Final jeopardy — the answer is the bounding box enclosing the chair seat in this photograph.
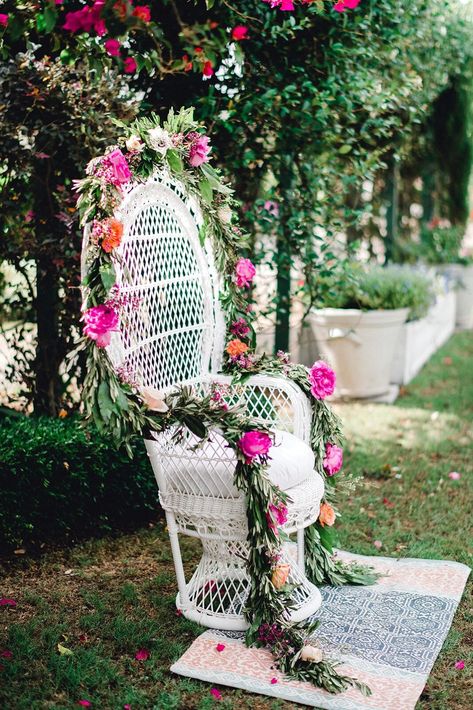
[150,429,316,498]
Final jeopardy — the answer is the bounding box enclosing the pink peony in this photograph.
[238,430,272,463]
[123,57,138,74]
[234,258,256,288]
[232,26,248,41]
[0,13,8,26]
[82,305,119,348]
[188,134,211,167]
[104,38,121,57]
[104,149,131,185]
[309,360,336,399]
[323,443,343,476]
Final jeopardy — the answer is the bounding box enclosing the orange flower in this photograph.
[271,563,290,590]
[102,218,124,253]
[226,339,249,358]
[318,502,336,527]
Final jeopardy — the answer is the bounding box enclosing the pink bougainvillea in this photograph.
[123,57,138,74]
[232,26,248,41]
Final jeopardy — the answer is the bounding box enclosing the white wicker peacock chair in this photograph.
[82,169,325,631]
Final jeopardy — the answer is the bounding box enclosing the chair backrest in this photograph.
[84,170,225,392]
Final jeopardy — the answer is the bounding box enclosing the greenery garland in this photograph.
[76,107,374,695]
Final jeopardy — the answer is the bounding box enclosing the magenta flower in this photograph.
[323,443,343,476]
[215,643,225,652]
[270,677,278,684]
[231,26,248,41]
[188,133,211,167]
[266,501,288,533]
[238,431,272,463]
[82,305,119,348]
[234,258,256,288]
[230,318,250,338]
[134,648,150,661]
[104,149,132,185]
[455,660,465,670]
[123,57,138,74]
[0,14,9,27]
[210,688,222,700]
[77,701,92,708]
[334,0,361,12]
[309,360,336,399]
[104,39,121,57]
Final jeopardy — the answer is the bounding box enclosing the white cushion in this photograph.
[153,429,315,498]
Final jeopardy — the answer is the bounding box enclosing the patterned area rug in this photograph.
[171,551,470,709]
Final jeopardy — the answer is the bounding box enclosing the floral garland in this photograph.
[76,107,373,695]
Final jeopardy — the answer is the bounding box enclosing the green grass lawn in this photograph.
[1,333,472,710]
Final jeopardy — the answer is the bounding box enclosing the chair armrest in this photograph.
[203,373,312,444]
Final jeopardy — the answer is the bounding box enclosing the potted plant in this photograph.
[309,264,433,399]
[417,222,473,329]
[390,269,456,385]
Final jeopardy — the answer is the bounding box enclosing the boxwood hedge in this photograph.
[0,414,158,554]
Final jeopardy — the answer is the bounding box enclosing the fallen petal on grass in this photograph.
[455,660,465,670]
[448,472,461,480]
[0,598,17,607]
[373,540,383,550]
[77,701,92,708]
[0,650,13,659]
[134,649,150,661]
[210,687,222,700]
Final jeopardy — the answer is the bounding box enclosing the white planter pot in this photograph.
[391,291,456,385]
[439,264,473,329]
[309,308,409,399]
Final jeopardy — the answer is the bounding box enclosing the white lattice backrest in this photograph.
[101,171,225,392]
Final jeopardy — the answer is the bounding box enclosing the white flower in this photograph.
[126,135,144,153]
[217,205,233,224]
[140,387,168,413]
[148,127,173,155]
[300,645,324,663]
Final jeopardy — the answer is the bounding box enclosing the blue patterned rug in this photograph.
[171,551,470,709]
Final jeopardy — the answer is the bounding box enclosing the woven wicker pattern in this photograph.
[82,170,324,631]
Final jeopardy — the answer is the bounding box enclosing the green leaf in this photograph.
[166,149,183,173]
[99,264,116,292]
[57,643,73,656]
[97,381,116,423]
[43,6,58,33]
[339,144,352,154]
[199,178,213,204]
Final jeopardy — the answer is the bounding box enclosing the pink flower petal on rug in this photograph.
[134,648,150,661]
[215,643,225,652]
[210,687,222,699]
[448,472,461,480]
[0,598,17,607]
[270,677,278,684]
[455,660,465,669]
[373,540,383,550]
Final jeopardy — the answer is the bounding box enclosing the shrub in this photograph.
[317,263,435,321]
[0,415,158,554]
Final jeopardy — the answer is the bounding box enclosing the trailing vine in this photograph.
[76,107,374,695]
